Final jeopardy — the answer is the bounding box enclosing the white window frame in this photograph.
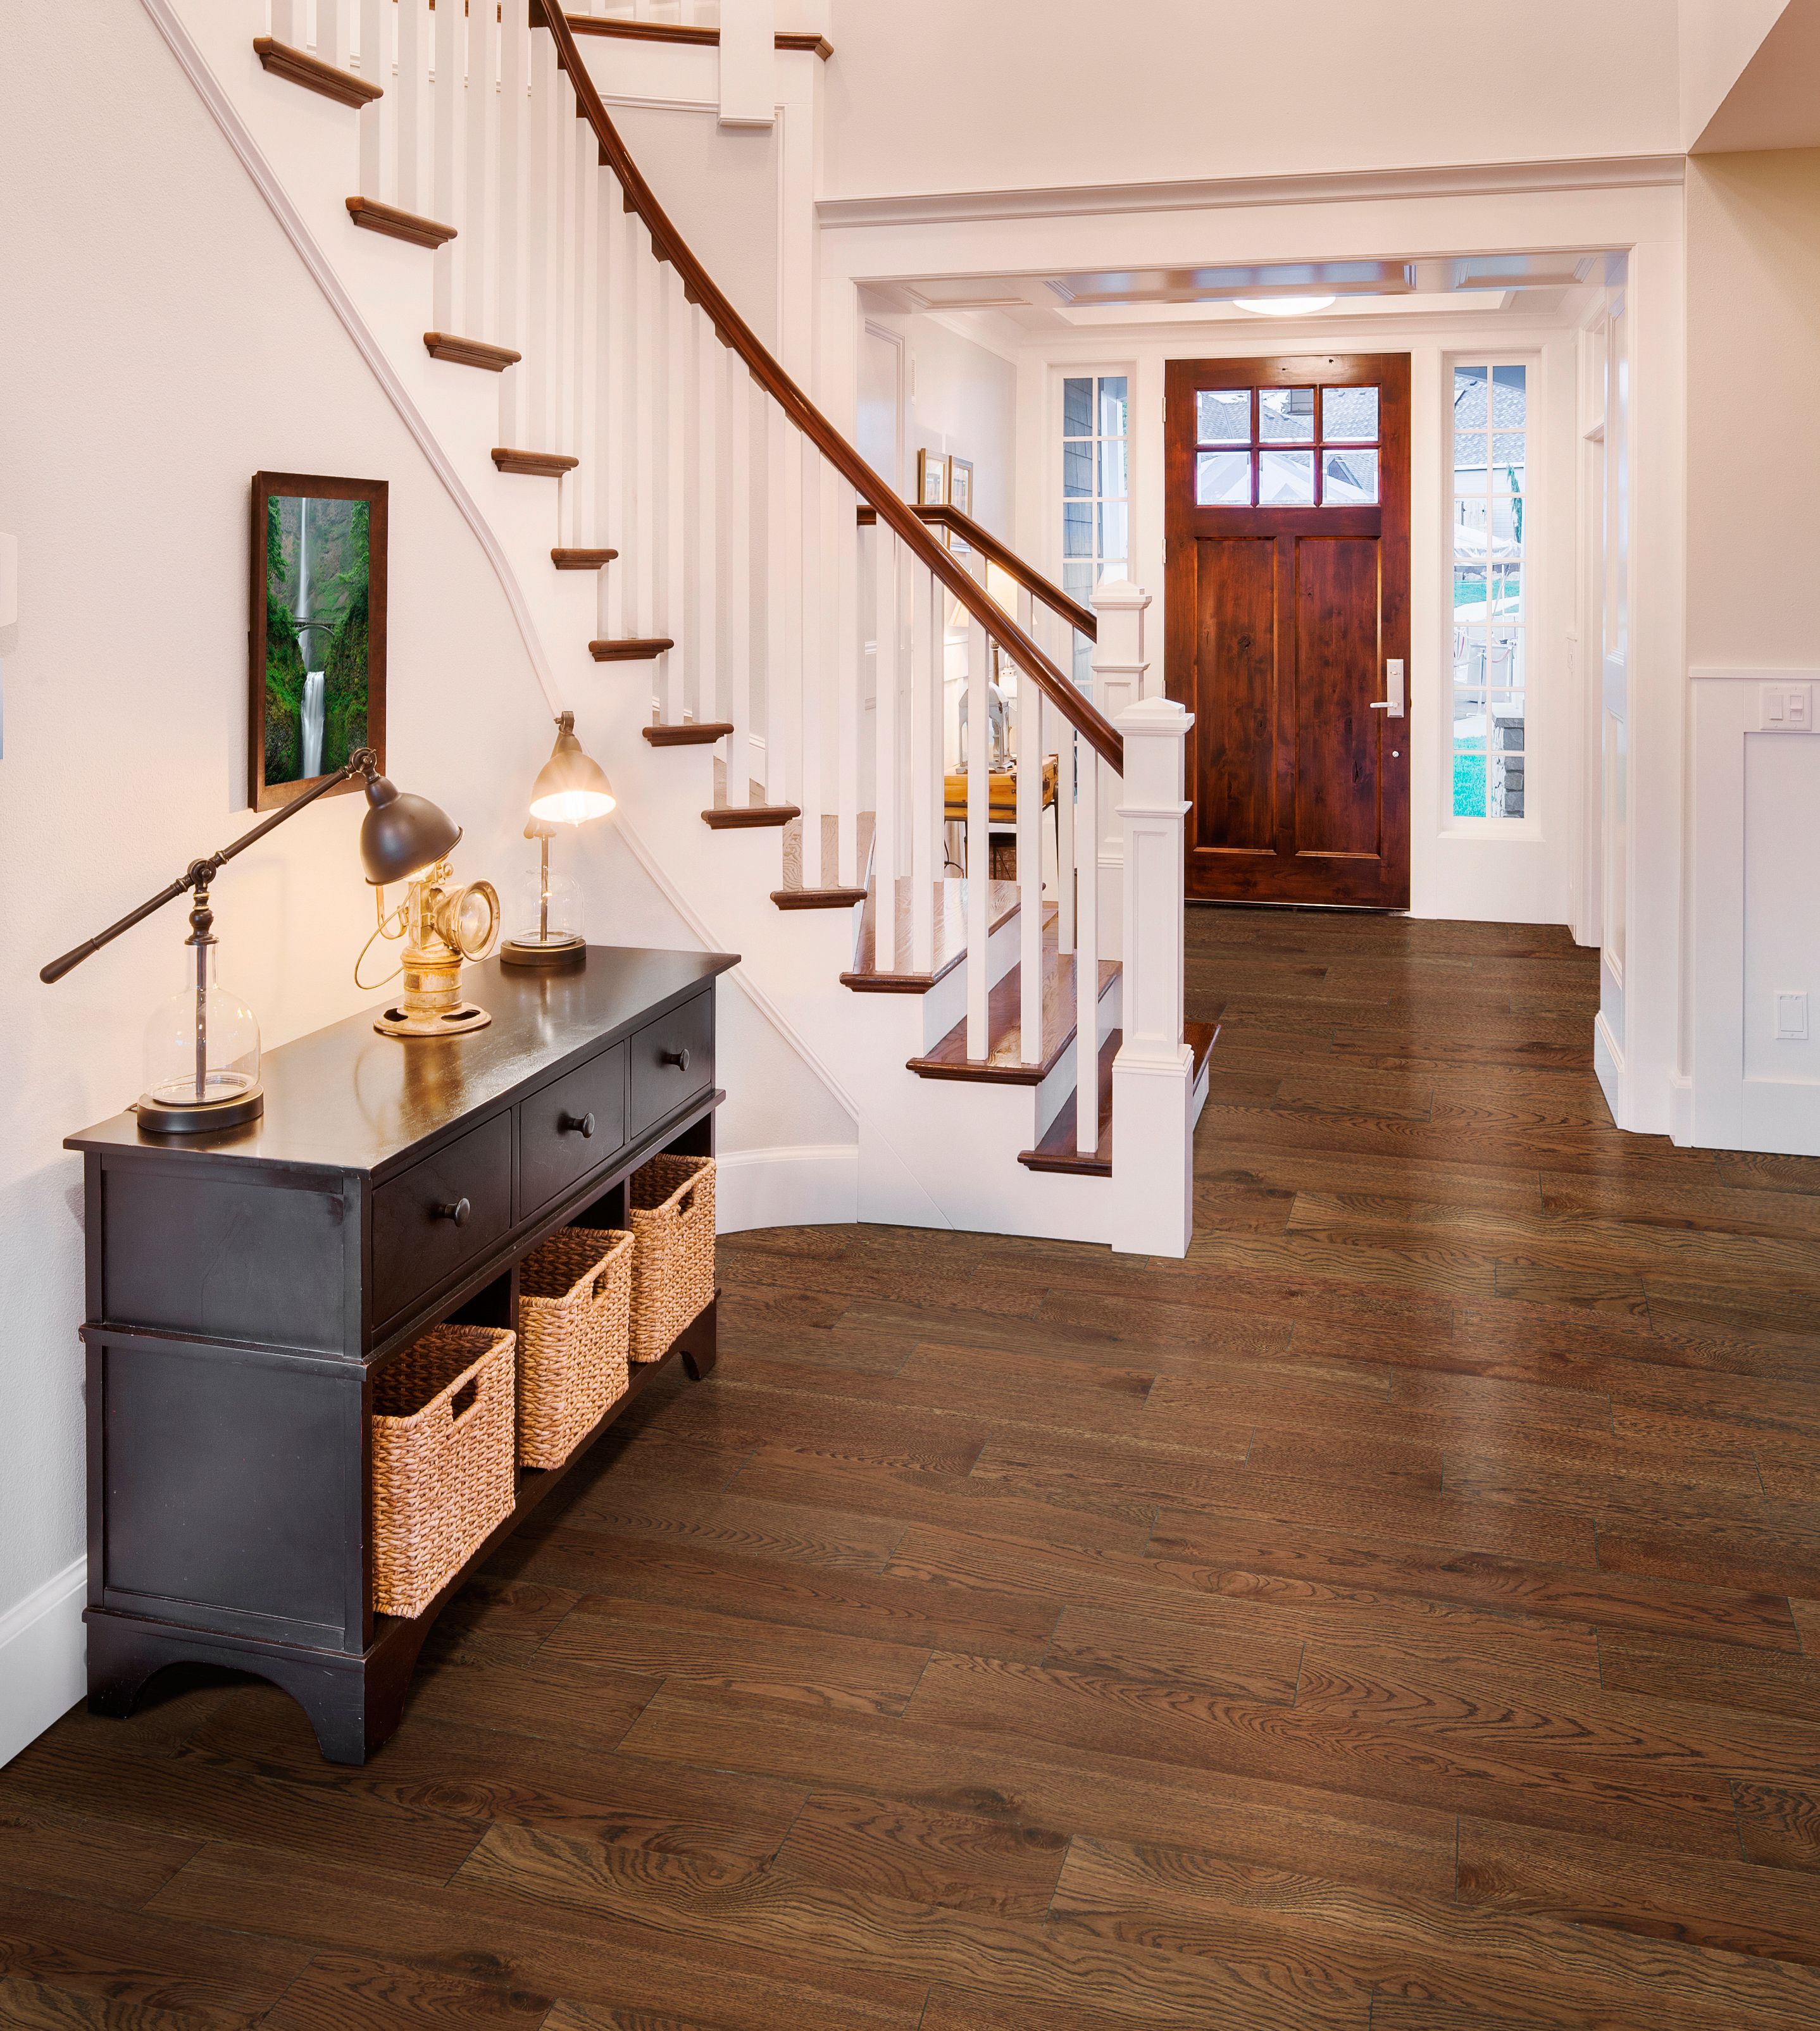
[1442,349,1543,838]
[1052,365,1135,685]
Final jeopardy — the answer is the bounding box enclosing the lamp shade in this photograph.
[359,771,462,885]
[528,712,616,826]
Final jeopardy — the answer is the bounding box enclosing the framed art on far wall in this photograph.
[917,447,949,507]
[249,471,388,812]
[948,456,975,520]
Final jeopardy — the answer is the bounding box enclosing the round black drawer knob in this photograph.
[661,1047,691,1071]
[560,1110,596,1139]
[433,1197,472,1227]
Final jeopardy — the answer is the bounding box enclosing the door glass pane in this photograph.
[1063,378,1094,435]
[1454,432,1487,488]
[1322,449,1379,506]
[1454,365,1490,428]
[1322,385,1380,443]
[1197,390,1250,444]
[1490,694,1526,817]
[1259,388,1316,442]
[1098,377,1130,437]
[1099,439,1128,500]
[1490,629,1524,690]
[1493,363,1528,427]
[1490,564,1521,618]
[1063,440,1094,499]
[1454,566,1487,616]
[1196,450,1251,505]
[1063,502,1093,557]
[1099,502,1129,557]
[1259,449,1315,505]
[1454,628,1488,690]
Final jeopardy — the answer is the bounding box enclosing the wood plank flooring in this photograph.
[9,907,1820,2028]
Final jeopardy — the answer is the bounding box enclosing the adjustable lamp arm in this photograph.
[39,749,382,985]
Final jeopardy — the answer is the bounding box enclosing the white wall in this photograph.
[823,0,1680,199]
[864,311,1018,534]
[1682,149,1820,1152]
[0,0,848,1768]
[1678,0,1792,143]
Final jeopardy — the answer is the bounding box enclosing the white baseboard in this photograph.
[0,1556,86,1769]
[1669,1072,1694,1147]
[715,1143,860,1233]
[1593,1011,1625,1127]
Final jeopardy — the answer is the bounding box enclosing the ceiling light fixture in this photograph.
[1231,294,1338,318]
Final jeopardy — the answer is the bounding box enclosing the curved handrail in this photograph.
[859,503,1098,640]
[539,4,1122,772]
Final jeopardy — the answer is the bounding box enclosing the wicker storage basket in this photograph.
[370,1324,516,1618]
[627,1153,715,1362]
[515,1226,633,1469]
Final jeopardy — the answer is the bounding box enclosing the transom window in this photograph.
[1450,363,1528,819]
[1194,384,1381,507]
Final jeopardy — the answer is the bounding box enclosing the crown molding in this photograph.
[818,154,1688,231]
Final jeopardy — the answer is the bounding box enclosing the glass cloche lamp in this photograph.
[40,748,473,1133]
[501,712,615,967]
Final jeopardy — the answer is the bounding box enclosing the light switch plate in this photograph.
[1776,991,1810,1041]
[1761,682,1815,731]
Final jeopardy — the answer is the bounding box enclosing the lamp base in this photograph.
[135,1083,265,1135]
[499,933,587,969]
[373,1000,492,1039]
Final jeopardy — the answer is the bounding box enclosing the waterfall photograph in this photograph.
[248,473,387,810]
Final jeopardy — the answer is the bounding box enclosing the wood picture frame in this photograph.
[249,471,388,812]
[917,446,949,507]
[948,456,975,519]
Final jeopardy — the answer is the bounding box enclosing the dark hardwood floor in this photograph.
[9,907,1820,2028]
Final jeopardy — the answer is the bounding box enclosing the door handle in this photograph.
[559,1110,595,1139]
[1369,658,1406,720]
[433,1197,471,1227]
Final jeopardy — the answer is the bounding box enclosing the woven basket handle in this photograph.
[673,1181,698,1216]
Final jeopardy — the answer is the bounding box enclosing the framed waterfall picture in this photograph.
[249,471,388,811]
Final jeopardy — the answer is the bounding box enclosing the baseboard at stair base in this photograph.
[716,1144,859,1233]
[0,1556,85,1770]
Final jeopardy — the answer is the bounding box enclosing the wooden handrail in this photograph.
[537,4,1123,773]
[859,504,1098,641]
[566,15,835,59]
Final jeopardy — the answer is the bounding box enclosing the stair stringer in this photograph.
[151,0,1121,1244]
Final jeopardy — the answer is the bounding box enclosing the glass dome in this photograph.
[139,943,262,1131]
[502,851,584,964]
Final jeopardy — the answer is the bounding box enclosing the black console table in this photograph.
[66,944,739,1764]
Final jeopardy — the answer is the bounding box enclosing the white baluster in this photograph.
[270,0,301,48]
[599,170,633,639]
[356,0,394,202]
[1090,580,1151,953]
[693,312,721,728]
[461,0,499,345]
[631,232,660,637]
[568,102,600,552]
[1075,733,1099,1154]
[315,0,351,71]
[524,30,559,454]
[772,412,806,816]
[429,0,463,334]
[872,527,901,971]
[1111,692,1194,1256]
[1015,596,1042,1069]
[909,562,938,974]
[394,0,428,216]
[661,266,689,724]
[1053,623,1077,959]
[965,612,990,1059]
[835,480,861,890]
[798,451,826,888]
[721,349,753,801]
[495,0,530,448]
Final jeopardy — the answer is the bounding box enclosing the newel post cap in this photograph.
[1116,695,1193,736]
[1092,579,1152,614]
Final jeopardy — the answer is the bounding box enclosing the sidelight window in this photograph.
[1450,363,1528,819]
[1062,373,1130,682]
[1193,383,1380,509]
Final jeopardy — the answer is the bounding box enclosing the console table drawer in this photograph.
[371,1112,513,1325]
[629,991,714,1138]
[519,1043,627,1215]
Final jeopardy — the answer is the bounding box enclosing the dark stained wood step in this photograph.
[252,36,382,108]
[701,805,799,830]
[552,547,619,569]
[644,723,733,748]
[841,876,1020,995]
[907,914,1118,1086]
[590,637,672,661]
[423,331,521,371]
[772,888,868,911]
[495,447,580,477]
[345,195,456,249]
[1021,1019,1218,1177]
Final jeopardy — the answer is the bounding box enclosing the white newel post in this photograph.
[1110,695,1195,1260]
[719,0,776,128]
[1090,579,1150,952]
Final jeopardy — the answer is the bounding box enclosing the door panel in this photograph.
[1166,352,1410,907]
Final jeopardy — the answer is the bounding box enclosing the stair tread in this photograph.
[496,447,580,476]
[644,722,733,747]
[346,195,456,248]
[425,331,521,371]
[701,805,799,829]
[841,877,1019,995]
[552,547,619,569]
[1018,1020,1218,1177]
[253,36,381,108]
[908,910,1119,1086]
[772,887,868,910]
[590,637,673,660]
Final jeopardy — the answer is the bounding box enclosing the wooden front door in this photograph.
[1165,352,1410,907]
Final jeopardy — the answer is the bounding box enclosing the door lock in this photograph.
[1369,659,1406,720]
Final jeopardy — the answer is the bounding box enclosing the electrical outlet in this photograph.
[1775,991,1810,1041]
